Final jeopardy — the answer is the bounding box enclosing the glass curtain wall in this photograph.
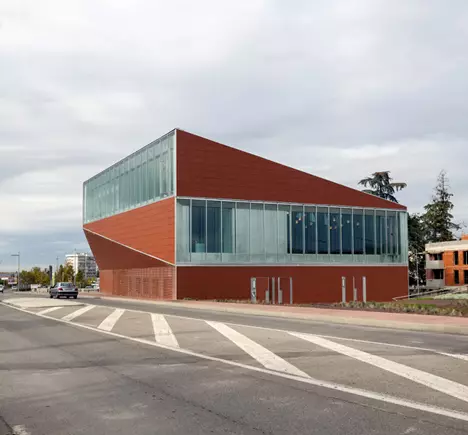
[83,131,175,223]
[176,198,408,265]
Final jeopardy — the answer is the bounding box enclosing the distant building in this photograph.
[426,235,468,289]
[65,253,97,280]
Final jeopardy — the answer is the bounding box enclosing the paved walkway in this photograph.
[80,295,468,334]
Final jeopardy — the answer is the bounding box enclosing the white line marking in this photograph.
[98,308,125,332]
[35,306,62,316]
[61,305,94,321]
[77,299,468,361]
[290,332,468,403]
[207,321,310,378]
[3,302,468,423]
[438,352,468,362]
[12,425,31,435]
[151,314,179,348]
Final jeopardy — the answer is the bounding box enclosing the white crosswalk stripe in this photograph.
[62,305,95,321]
[98,308,125,332]
[207,321,310,378]
[36,306,62,316]
[151,313,179,348]
[290,332,468,403]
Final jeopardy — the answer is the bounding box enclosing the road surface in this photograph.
[1,292,467,434]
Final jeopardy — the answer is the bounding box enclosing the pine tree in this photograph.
[423,171,460,242]
[358,171,407,203]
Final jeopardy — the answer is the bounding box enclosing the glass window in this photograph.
[264,204,278,261]
[353,209,364,255]
[154,155,160,198]
[191,200,206,253]
[222,202,235,254]
[341,208,352,255]
[236,203,250,261]
[160,140,168,196]
[455,270,460,285]
[291,206,304,254]
[365,209,375,255]
[177,199,190,262]
[141,152,148,203]
[387,211,397,257]
[330,208,340,254]
[250,203,264,261]
[278,204,290,261]
[376,210,386,255]
[317,207,329,254]
[305,206,317,254]
[207,201,221,253]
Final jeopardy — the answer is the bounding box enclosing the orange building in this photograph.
[426,235,468,288]
[83,129,409,303]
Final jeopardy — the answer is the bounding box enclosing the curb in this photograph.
[79,295,468,335]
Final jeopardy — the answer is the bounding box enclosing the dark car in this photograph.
[49,282,78,299]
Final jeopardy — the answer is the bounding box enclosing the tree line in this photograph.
[16,264,94,288]
[359,170,461,286]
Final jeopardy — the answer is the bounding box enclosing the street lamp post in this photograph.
[11,252,20,291]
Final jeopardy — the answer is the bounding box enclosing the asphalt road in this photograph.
[1,292,468,434]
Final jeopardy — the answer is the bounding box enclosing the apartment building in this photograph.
[65,252,97,280]
[426,235,468,289]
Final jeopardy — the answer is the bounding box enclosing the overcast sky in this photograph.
[1,0,468,270]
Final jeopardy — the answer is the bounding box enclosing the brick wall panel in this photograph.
[84,197,175,263]
[176,130,406,211]
[177,266,408,303]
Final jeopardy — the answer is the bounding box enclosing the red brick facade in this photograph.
[84,129,408,302]
[84,197,175,264]
[84,199,176,299]
[176,130,405,210]
[177,265,408,303]
[442,250,468,286]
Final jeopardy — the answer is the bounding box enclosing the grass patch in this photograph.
[332,300,468,316]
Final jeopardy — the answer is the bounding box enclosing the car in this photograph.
[49,282,78,299]
[0,285,4,293]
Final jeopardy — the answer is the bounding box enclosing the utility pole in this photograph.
[11,252,20,291]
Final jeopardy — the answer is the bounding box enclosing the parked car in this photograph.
[0,285,4,293]
[49,282,78,299]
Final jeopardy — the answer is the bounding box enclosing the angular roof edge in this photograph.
[176,128,407,211]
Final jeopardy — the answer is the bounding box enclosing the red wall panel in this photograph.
[84,197,175,264]
[176,130,406,210]
[101,267,175,300]
[177,266,408,303]
[86,232,175,299]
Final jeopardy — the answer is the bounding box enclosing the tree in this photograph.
[408,214,427,287]
[422,171,460,242]
[63,264,74,282]
[75,270,84,288]
[358,171,407,203]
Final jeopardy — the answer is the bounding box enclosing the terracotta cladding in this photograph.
[84,197,175,264]
[101,268,174,300]
[443,251,468,286]
[176,130,406,210]
[177,266,408,303]
[86,233,175,299]
[84,230,169,270]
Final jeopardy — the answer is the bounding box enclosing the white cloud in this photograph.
[1,0,468,268]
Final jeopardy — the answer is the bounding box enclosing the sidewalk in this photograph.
[80,294,468,335]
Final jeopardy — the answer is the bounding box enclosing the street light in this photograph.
[11,252,20,291]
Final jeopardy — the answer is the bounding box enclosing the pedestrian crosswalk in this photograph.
[4,297,468,422]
